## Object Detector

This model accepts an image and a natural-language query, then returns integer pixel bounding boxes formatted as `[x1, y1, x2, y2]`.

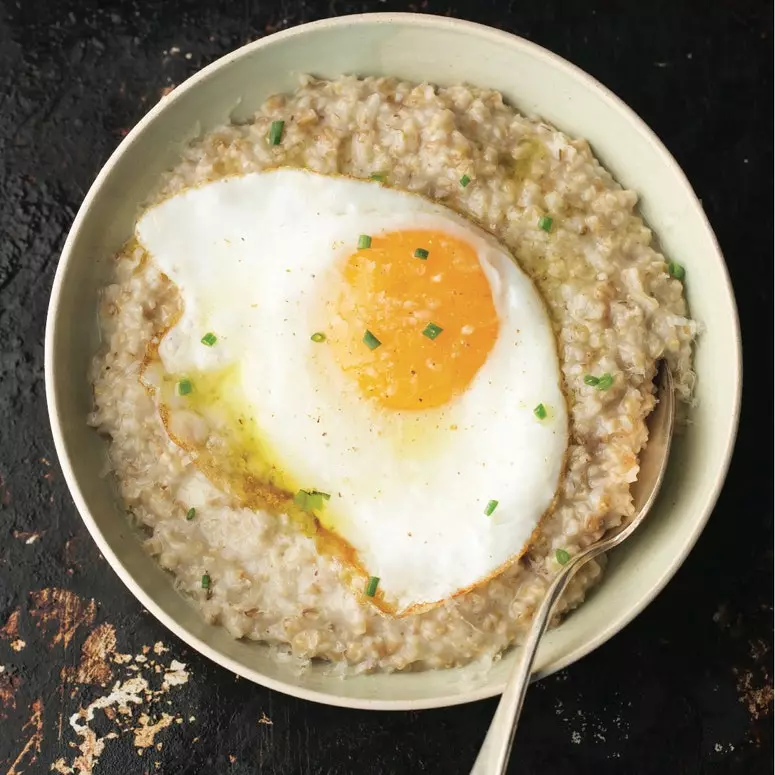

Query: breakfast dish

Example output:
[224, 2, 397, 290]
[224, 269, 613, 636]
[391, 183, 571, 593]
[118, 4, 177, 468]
[89, 76, 697, 673]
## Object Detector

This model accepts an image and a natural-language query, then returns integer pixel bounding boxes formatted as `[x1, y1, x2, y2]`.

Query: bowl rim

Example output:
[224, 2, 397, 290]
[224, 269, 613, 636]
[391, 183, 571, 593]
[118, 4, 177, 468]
[45, 12, 742, 711]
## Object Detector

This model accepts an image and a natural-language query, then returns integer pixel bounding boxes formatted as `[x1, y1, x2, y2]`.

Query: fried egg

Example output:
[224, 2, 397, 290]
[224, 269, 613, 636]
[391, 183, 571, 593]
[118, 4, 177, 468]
[136, 169, 568, 615]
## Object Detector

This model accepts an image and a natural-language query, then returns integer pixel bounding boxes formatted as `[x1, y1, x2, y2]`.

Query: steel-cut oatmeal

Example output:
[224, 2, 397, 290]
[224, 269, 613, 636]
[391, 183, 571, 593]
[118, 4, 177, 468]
[89, 76, 697, 673]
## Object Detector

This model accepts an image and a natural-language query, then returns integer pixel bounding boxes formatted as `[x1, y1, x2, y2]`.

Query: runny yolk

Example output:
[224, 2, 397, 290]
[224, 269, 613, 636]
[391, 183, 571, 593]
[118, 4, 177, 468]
[329, 229, 500, 410]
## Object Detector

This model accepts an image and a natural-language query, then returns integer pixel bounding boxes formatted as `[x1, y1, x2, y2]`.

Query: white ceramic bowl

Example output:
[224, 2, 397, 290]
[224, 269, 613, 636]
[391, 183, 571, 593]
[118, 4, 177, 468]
[45, 13, 741, 710]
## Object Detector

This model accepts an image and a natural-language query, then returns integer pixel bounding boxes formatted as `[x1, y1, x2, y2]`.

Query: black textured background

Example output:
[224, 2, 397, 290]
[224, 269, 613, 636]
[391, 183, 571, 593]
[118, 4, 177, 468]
[0, 1, 772, 773]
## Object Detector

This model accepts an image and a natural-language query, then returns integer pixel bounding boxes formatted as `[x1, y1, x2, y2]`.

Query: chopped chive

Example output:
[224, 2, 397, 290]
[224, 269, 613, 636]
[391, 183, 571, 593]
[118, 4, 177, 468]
[584, 373, 614, 390]
[268, 120, 284, 146]
[414, 248, 430, 260]
[177, 378, 193, 396]
[459, 174, 471, 188]
[422, 322, 443, 340]
[370, 172, 387, 182]
[310, 332, 326, 343]
[555, 548, 571, 565]
[306, 492, 324, 510]
[294, 489, 330, 511]
[534, 403, 547, 420]
[365, 576, 380, 597]
[357, 234, 372, 249]
[363, 330, 382, 350]
[186, 507, 196, 521]
[484, 499, 499, 516]
[538, 215, 553, 232]
[294, 490, 310, 510]
[308, 490, 329, 509]
[200, 332, 217, 347]
[596, 373, 614, 390]
[667, 261, 685, 281]
[201, 573, 211, 589]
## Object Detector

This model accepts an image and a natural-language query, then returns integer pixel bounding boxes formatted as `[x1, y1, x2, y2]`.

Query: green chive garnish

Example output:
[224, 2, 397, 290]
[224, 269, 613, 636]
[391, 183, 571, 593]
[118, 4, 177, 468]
[201, 332, 217, 347]
[186, 507, 196, 521]
[358, 234, 372, 249]
[668, 261, 685, 281]
[201, 573, 211, 589]
[311, 332, 326, 343]
[370, 172, 387, 182]
[555, 548, 571, 565]
[584, 373, 614, 390]
[534, 403, 547, 420]
[460, 174, 471, 188]
[294, 490, 312, 509]
[484, 499, 498, 516]
[306, 492, 324, 510]
[308, 490, 330, 509]
[596, 373, 614, 390]
[365, 576, 380, 597]
[177, 378, 193, 396]
[538, 215, 553, 232]
[422, 322, 443, 340]
[363, 330, 381, 350]
[268, 120, 284, 146]
[414, 248, 429, 260]
[294, 489, 330, 511]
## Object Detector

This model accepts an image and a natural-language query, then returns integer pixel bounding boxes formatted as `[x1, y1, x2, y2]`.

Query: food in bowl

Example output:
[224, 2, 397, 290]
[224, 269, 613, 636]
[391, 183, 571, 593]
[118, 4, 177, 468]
[88, 75, 697, 673]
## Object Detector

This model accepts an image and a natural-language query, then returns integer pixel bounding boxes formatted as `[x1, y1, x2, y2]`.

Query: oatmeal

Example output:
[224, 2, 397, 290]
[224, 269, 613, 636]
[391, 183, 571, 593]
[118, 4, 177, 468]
[88, 76, 696, 673]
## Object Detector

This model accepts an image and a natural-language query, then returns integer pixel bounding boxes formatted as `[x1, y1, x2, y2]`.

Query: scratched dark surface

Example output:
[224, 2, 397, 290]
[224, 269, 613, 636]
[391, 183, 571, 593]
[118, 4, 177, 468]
[0, 0, 772, 773]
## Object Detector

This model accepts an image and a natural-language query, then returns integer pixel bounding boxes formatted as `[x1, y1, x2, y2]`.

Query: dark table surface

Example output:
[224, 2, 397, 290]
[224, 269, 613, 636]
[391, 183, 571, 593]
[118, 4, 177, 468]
[0, 1, 772, 773]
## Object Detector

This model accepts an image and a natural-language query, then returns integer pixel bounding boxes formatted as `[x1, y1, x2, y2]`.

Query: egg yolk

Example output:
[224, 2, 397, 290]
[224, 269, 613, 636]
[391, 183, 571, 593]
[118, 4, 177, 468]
[329, 229, 500, 410]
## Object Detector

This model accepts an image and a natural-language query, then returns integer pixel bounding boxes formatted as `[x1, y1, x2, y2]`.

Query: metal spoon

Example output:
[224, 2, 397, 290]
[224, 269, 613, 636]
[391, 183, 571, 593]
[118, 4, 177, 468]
[471, 364, 675, 775]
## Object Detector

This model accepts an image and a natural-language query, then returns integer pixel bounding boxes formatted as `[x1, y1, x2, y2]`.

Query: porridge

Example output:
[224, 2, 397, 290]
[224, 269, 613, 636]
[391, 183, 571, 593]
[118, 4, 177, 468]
[89, 76, 697, 673]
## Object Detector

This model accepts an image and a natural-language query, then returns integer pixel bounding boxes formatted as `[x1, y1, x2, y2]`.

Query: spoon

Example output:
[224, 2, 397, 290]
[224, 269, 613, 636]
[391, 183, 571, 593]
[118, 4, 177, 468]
[470, 363, 675, 775]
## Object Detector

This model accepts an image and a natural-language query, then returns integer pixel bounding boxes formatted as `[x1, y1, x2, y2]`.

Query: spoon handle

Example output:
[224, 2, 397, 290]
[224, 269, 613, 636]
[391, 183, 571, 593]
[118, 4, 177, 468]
[469, 565, 577, 775]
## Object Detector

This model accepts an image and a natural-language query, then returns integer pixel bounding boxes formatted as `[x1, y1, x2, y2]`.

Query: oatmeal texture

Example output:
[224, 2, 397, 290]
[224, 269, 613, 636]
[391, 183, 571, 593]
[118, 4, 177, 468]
[89, 76, 697, 673]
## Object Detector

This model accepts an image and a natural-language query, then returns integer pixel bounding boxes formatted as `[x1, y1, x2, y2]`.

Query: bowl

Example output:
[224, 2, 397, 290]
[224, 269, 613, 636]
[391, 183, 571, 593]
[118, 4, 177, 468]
[45, 13, 741, 710]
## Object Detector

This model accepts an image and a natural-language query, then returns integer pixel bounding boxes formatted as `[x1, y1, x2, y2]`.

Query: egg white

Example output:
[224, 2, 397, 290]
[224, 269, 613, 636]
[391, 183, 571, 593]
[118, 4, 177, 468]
[136, 169, 568, 614]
